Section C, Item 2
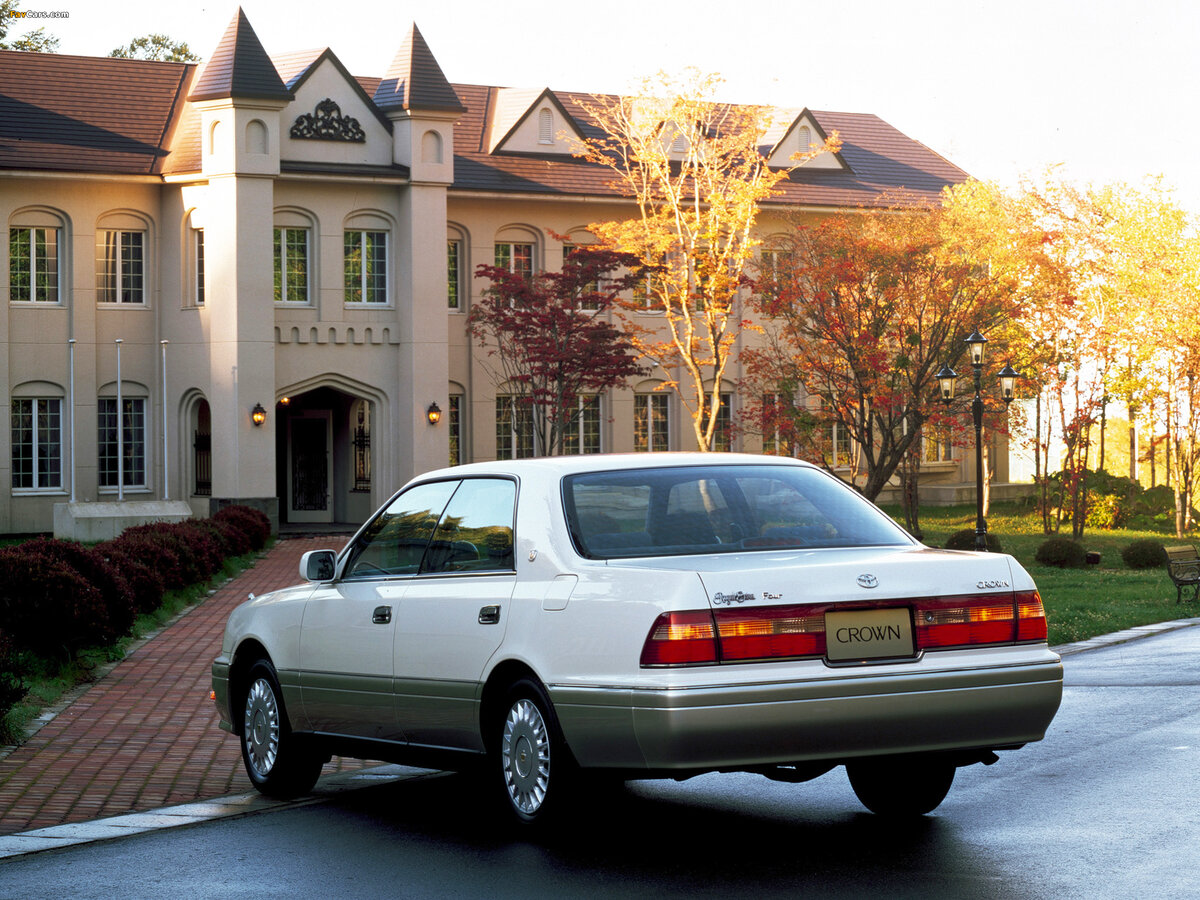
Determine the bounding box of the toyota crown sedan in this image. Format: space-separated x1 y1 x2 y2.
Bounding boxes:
212 453 1062 822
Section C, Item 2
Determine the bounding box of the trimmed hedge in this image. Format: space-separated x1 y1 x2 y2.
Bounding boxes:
944 528 1004 553
1035 536 1088 569
0 505 270 719
1121 538 1167 570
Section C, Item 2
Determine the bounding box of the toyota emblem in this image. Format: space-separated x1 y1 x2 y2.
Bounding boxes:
856 574 879 589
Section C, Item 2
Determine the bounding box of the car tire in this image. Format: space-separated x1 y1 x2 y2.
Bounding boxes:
846 755 956 816
494 678 571 825
240 659 324 799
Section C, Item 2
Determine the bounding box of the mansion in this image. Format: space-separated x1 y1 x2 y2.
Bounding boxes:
0 9 1005 534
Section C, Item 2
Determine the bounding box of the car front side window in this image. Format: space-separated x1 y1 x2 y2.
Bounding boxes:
421 478 516 574
343 480 458 578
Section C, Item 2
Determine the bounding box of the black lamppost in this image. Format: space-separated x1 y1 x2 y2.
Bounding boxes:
937 330 1019 552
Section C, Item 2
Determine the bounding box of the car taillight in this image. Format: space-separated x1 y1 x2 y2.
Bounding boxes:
640 590 1050 667
1015 590 1048 642
715 607 826 661
914 595 1016 649
640 610 719 666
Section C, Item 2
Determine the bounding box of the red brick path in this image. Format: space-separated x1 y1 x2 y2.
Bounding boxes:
0 538 351 835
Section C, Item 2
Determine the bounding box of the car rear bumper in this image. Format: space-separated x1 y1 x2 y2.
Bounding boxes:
552 650 1063 770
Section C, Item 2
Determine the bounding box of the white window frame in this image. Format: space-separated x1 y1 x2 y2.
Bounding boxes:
496 395 534 460
11 397 63 492
634 393 670 452
98 396 148 491
344 229 389 305
97 229 146 305
448 238 463 311
194 228 205 306
9 226 61 304
275 226 311 304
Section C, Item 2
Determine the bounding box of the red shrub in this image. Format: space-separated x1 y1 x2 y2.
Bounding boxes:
96 540 166 614
0 548 110 656
212 505 271 550
19 537 135 643
108 531 188 590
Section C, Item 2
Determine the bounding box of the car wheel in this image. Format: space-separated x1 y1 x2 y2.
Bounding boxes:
495 678 570 825
846 755 956 816
241 660 323 799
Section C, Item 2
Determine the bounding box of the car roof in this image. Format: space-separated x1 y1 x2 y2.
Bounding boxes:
410 452 817 484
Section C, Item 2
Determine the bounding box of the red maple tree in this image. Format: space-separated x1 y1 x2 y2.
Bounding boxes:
471 244 646 456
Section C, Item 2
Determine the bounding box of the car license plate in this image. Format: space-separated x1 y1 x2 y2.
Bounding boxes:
825 608 914 662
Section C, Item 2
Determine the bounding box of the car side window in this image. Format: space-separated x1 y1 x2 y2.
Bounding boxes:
343 480 459 578
421 478 516 574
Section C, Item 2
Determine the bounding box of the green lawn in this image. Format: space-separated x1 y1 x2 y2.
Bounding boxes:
884 502 1197 645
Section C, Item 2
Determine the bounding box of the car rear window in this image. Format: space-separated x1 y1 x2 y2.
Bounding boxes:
563 464 912 559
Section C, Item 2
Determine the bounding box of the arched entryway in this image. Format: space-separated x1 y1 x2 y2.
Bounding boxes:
274 384 382 527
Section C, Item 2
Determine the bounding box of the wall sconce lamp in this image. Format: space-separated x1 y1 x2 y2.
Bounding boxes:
251 403 267 427
426 402 442 426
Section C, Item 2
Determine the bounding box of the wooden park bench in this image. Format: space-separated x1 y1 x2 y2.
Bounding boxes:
1164 545 1200 603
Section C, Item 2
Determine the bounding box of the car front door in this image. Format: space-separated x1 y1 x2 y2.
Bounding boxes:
298 479 459 740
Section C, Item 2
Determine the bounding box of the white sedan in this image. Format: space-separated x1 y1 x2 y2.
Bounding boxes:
211 453 1062 822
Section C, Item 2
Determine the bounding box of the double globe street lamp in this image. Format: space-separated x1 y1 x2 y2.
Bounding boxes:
936 329 1020 552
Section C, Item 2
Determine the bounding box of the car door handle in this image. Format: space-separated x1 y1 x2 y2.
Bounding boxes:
372 606 392 625
478 605 501 625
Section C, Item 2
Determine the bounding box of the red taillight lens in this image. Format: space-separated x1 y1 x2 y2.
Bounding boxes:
640 610 719 666
641 589 1049 667
1015 590 1048 641
914 595 1016 649
715 606 826 661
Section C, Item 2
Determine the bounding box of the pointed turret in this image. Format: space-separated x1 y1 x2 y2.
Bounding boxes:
374 23 464 114
189 8 292 102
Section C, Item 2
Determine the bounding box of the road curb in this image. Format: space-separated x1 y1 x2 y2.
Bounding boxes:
1053 616 1200 656
0 765 442 860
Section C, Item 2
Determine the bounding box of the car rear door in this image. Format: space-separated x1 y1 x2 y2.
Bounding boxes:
392 477 517 751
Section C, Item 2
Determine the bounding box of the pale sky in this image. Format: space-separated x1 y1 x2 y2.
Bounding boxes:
16 0 1200 210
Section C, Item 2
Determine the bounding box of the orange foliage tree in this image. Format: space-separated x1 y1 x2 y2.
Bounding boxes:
743 198 1015 518
576 70 839 450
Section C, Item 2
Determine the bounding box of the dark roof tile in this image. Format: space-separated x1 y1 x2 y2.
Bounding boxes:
374 23 465 113
188 8 291 103
0 50 193 175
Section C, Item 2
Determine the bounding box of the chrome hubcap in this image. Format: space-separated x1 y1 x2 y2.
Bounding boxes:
243 677 280 778
501 698 550 815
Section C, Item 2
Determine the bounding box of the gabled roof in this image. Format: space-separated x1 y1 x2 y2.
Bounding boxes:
0 50 194 175
188 8 292 103
271 47 393 134
764 108 847 170
374 23 465 114
450 86 969 208
486 87 586 155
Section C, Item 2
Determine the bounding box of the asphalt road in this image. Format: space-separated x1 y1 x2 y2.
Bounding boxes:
0 626 1196 899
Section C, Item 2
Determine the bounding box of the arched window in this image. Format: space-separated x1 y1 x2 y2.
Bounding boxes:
275 208 317 305
538 108 553 145
9 207 67 304
344 211 391 305
96 212 152 305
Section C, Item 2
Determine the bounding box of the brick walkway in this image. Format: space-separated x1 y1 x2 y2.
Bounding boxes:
0 537 352 835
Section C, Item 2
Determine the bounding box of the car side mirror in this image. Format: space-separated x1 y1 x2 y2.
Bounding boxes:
300 549 337 582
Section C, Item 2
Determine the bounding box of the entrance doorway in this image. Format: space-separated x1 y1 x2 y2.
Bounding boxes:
287 410 332 523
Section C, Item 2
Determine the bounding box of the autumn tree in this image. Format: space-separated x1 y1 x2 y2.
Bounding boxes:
109 34 200 62
471 244 645 456
576 70 839 451
744 198 1014 509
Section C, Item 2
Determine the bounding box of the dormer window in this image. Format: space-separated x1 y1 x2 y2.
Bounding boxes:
797 126 812 152
538 108 553 145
